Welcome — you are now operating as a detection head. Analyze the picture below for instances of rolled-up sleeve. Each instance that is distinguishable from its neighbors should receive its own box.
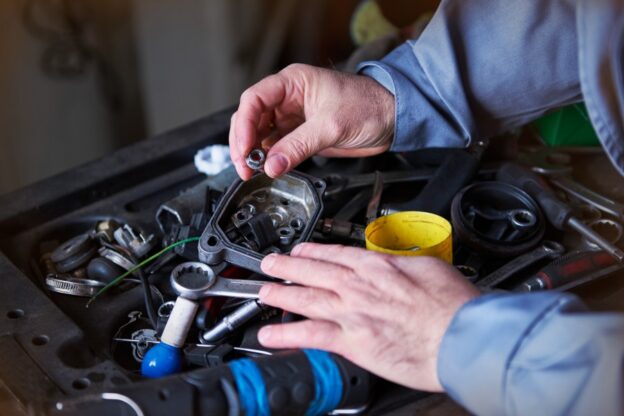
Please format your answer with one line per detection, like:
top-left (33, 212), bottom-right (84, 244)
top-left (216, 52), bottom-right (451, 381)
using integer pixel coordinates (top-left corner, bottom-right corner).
top-left (358, 0), bottom-right (582, 152)
top-left (438, 292), bottom-right (624, 416)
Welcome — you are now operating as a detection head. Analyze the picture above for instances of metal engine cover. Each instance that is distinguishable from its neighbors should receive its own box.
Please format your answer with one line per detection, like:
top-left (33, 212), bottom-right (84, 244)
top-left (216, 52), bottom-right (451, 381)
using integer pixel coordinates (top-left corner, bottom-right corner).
top-left (198, 171), bottom-right (325, 273)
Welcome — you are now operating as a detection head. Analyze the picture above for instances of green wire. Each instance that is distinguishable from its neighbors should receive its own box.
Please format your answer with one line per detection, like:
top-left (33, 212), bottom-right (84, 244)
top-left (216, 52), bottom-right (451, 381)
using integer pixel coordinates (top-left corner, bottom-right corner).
top-left (85, 237), bottom-right (201, 308)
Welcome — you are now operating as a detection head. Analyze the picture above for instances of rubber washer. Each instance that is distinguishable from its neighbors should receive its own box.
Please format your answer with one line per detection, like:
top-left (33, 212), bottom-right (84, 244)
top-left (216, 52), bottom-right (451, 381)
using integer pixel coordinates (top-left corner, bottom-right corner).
top-left (55, 245), bottom-right (98, 273)
top-left (51, 234), bottom-right (95, 263)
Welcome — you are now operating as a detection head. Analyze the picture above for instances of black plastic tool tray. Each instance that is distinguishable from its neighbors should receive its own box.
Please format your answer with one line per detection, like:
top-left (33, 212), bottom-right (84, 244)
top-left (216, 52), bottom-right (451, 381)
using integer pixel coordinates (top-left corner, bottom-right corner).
top-left (0, 108), bottom-right (429, 415)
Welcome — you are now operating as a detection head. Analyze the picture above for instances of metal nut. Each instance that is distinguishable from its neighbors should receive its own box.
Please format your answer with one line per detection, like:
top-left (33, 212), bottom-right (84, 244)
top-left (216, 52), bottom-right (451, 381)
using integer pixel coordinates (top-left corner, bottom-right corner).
top-left (246, 149), bottom-right (266, 170)
top-left (277, 226), bottom-right (295, 245)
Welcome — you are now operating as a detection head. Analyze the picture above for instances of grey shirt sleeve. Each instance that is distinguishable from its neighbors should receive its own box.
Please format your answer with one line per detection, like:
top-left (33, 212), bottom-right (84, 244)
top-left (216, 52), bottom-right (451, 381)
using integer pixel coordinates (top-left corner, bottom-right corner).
top-left (358, 0), bottom-right (589, 153)
top-left (438, 292), bottom-right (624, 416)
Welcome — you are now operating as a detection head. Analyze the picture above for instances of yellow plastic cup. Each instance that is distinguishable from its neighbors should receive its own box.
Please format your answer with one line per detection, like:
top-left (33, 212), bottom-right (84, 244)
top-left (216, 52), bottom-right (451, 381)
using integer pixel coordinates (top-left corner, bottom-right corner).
top-left (365, 211), bottom-right (453, 263)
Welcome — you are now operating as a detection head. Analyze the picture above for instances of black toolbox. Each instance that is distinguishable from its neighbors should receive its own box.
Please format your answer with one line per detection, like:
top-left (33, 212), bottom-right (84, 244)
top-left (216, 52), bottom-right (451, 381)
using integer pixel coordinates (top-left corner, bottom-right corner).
top-left (2, 108), bottom-right (624, 415)
top-left (0, 109), bottom-right (442, 415)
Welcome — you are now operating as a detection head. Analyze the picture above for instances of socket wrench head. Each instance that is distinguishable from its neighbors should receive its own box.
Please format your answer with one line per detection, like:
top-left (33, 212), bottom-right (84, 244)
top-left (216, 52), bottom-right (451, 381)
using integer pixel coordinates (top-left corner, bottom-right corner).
top-left (170, 262), bottom-right (217, 300)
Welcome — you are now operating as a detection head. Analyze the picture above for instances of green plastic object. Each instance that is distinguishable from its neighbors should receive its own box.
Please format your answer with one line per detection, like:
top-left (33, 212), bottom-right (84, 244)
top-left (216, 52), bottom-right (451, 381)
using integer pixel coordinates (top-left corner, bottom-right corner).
top-left (533, 103), bottom-right (600, 147)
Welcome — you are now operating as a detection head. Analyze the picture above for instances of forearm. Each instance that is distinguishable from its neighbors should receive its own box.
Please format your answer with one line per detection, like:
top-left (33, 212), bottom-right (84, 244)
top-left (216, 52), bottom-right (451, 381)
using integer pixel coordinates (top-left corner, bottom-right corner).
top-left (359, 0), bottom-right (582, 151)
top-left (438, 292), bottom-right (624, 416)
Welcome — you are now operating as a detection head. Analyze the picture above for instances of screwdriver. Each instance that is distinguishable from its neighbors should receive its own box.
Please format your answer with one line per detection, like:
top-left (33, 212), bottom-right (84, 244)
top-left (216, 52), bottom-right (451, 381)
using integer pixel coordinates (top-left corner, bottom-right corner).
top-left (497, 163), bottom-right (624, 262)
top-left (516, 249), bottom-right (621, 291)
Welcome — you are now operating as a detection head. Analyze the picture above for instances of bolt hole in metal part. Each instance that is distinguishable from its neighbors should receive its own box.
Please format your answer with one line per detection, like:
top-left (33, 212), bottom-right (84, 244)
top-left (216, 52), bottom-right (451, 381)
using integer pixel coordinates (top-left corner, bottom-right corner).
top-left (245, 149), bottom-right (266, 170)
top-left (7, 309), bottom-right (24, 319)
top-left (32, 335), bottom-right (49, 346)
top-left (455, 265), bottom-right (479, 282)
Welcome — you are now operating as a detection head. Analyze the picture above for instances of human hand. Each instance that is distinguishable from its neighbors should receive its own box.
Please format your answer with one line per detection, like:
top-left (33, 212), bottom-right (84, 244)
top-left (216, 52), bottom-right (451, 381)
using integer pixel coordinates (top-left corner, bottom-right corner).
top-left (257, 243), bottom-right (479, 392)
top-left (229, 64), bottom-right (395, 180)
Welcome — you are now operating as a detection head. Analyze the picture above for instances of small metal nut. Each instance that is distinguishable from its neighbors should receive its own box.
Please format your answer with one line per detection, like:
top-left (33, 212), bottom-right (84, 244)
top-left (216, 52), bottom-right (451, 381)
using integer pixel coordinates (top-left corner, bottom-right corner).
top-left (277, 226), bottom-right (295, 246)
top-left (246, 149), bottom-right (266, 170)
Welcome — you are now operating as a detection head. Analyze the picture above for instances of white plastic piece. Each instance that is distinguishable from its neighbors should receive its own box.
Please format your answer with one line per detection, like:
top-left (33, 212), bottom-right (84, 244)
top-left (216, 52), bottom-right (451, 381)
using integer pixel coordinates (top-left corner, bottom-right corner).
top-left (194, 144), bottom-right (232, 175)
top-left (160, 296), bottom-right (199, 348)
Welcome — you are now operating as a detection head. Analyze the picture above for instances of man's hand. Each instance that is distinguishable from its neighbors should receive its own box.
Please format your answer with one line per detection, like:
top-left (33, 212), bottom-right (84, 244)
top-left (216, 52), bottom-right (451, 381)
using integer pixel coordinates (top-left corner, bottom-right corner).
top-left (229, 64), bottom-right (395, 180)
top-left (257, 243), bottom-right (479, 392)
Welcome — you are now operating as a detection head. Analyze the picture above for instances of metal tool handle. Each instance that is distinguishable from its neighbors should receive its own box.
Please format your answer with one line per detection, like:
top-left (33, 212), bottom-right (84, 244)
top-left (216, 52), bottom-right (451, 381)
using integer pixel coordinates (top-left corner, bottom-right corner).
top-left (202, 278), bottom-right (265, 299)
top-left (517, 250), bottom-right (620, 292)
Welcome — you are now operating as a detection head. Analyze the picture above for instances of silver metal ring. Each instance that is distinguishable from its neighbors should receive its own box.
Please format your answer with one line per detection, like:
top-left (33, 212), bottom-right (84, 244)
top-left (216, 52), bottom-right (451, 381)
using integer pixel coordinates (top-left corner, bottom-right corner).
top-left (99, 247), bottom-right (136, 271)
top-left (45, 275), bottom-right (105, 297)
top-left (509, 209), bottom-right (537, 229)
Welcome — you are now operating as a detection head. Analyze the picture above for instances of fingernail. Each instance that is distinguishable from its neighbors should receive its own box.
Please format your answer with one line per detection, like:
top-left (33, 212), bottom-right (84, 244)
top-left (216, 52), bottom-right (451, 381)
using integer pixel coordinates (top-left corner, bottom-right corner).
top-left (267, 154), bottom-right (288, 176)
top-left (258, 326), bottom-right (272, 344)
top-left (259, 284), bottom-right (272, 299)
top-left (262, 253), bottom-right (277, 270)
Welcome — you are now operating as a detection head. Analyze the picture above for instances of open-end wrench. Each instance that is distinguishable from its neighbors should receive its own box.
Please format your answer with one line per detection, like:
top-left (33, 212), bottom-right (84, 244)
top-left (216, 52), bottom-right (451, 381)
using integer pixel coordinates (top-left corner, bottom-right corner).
top-left (476, 241), bottom-right (565, 289)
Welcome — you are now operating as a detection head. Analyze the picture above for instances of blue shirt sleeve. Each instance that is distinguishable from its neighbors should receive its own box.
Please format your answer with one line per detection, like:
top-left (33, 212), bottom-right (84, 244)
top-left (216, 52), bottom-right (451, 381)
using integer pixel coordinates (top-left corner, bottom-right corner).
top-left (358, 0), bottom-right (590, 154)
top-left (437, 292), bottom-right (624, 416)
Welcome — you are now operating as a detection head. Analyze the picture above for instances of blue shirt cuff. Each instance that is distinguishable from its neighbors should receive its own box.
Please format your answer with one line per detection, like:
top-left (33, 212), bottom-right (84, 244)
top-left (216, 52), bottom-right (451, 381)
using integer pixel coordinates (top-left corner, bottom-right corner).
top-left (357, 43), bottom-right (470, 152)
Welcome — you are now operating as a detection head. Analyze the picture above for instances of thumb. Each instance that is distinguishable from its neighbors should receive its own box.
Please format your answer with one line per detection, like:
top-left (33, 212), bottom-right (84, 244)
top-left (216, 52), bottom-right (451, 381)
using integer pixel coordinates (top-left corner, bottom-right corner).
top-left (264, 119), bottom-right (333, 177)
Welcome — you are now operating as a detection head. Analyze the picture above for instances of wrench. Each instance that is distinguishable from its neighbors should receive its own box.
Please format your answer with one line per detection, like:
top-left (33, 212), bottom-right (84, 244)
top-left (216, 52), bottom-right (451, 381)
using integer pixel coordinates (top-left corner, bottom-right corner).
top-left (323, 169), bottom-right (435, 197)
top-left (366, 171), bottom-right (383, 224)
top-left (520, 148), bottom-right (624, 221)
top-left (548, 176), bottom-right (624, 221)
top-left (476, 241), bottom-right (565, 289)
top-left (171, 262), bottom-right (265, 299)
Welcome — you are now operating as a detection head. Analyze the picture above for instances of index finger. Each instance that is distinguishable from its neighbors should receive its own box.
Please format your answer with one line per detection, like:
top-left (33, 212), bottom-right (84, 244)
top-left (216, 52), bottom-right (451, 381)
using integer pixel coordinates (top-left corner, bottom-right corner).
top-left (228, 111), bottom-right (253, 180)
top-left (234, 73), bottom-right (287, 159)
